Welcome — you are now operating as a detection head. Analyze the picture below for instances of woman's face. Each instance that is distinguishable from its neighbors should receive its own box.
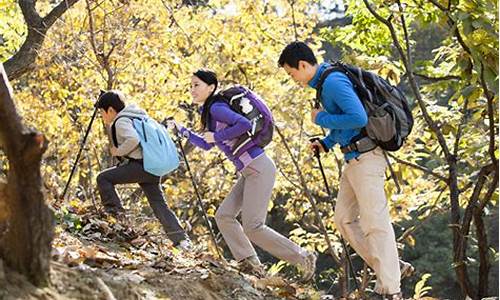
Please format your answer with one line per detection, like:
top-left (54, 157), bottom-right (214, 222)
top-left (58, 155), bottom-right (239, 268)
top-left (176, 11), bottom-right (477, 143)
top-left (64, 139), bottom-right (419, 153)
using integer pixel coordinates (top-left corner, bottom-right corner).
top-left (191, 75), bottom-right (215, 105)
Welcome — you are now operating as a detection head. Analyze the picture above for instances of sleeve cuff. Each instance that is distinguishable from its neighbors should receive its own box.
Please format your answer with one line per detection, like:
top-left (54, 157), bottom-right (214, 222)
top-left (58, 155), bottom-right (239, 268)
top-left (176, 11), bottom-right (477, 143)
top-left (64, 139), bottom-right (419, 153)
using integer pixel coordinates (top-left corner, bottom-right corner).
top-left (213, 131), bottom-right (223, 142)
top-left (314, 111), bottom-right (327, 126)
top-left (180, 127), bottom-right (190, 138)
top-left (319, 139), bottom-right (330, 152)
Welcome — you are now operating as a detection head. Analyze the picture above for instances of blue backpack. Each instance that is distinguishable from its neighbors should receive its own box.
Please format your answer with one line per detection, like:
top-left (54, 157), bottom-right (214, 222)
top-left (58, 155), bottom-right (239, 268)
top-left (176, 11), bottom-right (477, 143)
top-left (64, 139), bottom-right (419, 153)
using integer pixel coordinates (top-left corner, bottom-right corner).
top-left (111, 115), bottom-right (179, 177)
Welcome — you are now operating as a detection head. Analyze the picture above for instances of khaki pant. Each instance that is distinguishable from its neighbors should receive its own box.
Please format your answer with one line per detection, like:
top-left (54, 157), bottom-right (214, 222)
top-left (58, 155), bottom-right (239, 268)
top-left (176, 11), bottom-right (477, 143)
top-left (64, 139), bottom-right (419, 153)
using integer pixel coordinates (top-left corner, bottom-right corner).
top-left (334, 148), bottom-right (401, 294)
top-left (215, 153), bottom-right (308, 265)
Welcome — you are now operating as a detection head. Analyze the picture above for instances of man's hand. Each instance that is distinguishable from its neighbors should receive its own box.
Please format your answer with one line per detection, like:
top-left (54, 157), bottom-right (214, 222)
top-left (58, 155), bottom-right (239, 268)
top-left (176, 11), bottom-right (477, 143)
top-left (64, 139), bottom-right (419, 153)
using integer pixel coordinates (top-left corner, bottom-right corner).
top-left (310, 140), bottom-right (326, 154)
top-left (311, 108), bottom-right (323, 124)
top-left (309, 137), bottom-right (327, 156)
top-left (110, 146), bottom-right (119, 157)
top-left (203, 132), bottom-right (215, 143)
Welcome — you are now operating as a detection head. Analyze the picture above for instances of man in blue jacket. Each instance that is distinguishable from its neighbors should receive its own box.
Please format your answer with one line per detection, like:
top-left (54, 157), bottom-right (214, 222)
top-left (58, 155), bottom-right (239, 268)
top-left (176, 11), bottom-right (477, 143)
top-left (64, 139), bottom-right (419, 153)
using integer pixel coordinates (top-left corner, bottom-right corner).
top-left (278, 41), bottom-right (412, 299)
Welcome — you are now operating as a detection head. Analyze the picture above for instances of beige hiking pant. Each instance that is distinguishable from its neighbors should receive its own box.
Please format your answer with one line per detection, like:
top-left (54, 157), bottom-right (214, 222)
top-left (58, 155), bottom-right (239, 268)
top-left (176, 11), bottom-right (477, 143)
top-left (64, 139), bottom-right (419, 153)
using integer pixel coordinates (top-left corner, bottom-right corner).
top-left (215, 153), bottom-right (308, 265)
top-left (334, 148), bottom-right (401, 294)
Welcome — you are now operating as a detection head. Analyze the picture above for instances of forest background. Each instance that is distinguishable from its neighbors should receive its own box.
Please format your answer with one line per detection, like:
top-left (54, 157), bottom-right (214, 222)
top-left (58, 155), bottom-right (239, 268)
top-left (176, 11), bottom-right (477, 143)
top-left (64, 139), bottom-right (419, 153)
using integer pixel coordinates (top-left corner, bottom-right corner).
top-left (0, 0), bottom-right (498, 299)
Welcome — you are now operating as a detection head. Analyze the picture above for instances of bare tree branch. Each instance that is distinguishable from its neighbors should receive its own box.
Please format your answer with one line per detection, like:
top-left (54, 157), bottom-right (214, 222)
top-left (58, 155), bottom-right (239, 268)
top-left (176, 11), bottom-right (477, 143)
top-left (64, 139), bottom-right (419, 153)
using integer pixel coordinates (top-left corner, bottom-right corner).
top-left (4, 0), bottom-right (80, 79)
top-left (453, 98), bottom-right (469, 157)
top-left (85, 0), bottom-right (115, 90)
top-left (479, 62), bottom-right (498, 168)
top-left (43, 0), bottom-right (80, 27)
top-left (387, 153), bottom-right (448, 182)
top-left (413, 73), bottom-right (461, 82)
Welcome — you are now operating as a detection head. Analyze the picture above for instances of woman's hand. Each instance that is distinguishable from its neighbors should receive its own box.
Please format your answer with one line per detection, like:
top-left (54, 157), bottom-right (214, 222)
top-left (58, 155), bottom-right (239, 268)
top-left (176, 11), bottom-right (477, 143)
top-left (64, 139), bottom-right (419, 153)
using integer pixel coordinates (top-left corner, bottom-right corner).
top-left (166, 119), bottom-right (181, 131)
top-left (203, 132), bottom-right (215, 143)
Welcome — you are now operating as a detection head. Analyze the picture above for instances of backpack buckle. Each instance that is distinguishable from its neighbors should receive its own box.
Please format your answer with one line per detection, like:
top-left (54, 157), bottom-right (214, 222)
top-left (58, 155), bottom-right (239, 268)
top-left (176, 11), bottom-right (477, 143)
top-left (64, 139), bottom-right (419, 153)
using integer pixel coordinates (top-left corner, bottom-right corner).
top-left (340, 143), bottom-right (357, 154)
top-left (341, 137), bottom-right (377, 154)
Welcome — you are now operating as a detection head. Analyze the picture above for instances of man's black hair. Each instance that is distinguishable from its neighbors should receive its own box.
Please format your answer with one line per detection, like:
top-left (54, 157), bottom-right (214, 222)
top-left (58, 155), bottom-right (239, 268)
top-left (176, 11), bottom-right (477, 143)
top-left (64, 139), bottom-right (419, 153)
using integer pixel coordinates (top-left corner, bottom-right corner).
top-left (95, 90), bottom-right (126, 113)
top-left (278, 41), bottom-right (317, 68)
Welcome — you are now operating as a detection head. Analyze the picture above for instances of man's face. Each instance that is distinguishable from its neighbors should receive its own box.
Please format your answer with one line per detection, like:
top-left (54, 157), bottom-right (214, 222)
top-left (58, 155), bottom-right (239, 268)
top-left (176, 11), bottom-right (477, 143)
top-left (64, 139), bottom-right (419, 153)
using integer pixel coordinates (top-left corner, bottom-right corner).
top-left (99, 107), bottom-right (117, 125)
top-left (283, 61), bottom-right (313, 87)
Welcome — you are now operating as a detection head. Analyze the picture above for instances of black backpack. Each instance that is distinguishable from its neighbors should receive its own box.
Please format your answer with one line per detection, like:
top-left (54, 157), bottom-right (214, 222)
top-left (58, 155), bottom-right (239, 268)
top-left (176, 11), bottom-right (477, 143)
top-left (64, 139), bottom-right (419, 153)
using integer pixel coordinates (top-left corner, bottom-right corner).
top-left (316, 61), bottom-right (413, 151)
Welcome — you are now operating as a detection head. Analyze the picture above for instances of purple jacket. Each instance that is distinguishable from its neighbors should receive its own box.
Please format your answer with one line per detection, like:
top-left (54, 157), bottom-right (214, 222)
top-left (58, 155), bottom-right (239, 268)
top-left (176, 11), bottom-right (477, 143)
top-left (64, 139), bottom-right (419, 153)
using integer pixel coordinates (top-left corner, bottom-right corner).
top-left (180, 101), bottom-right (264, 171)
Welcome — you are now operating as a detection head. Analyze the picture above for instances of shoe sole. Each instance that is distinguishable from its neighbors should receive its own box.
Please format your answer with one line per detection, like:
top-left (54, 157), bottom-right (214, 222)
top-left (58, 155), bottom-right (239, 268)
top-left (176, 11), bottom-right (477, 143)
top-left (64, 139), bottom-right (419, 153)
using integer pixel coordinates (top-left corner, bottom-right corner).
top-left (300, 253), bottom-right (317, 282)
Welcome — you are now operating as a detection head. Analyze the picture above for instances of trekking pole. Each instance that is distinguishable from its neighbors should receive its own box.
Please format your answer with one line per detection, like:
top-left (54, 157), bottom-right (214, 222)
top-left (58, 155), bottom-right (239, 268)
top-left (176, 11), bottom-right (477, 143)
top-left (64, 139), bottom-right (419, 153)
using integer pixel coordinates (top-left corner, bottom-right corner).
top-left (311, 141), bottom-right (360, 292)
top-left (166, 121), bottom-right (224, 260)
top-left (314, 143), bottom-right (331, 197)
top-left (60, 105), bottom-right (99, 202)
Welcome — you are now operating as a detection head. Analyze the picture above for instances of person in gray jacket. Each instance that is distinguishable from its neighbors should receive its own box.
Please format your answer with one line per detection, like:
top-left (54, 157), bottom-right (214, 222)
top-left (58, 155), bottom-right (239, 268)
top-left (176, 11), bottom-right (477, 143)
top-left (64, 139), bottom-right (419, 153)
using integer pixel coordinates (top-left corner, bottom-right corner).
top-left (95, 90), bottom-right (191, 250)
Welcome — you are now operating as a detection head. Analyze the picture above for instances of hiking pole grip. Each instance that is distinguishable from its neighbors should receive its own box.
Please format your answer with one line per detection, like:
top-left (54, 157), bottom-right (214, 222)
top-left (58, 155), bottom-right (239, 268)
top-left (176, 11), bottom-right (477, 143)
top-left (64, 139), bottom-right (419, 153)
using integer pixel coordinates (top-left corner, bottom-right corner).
top-left (309, 137), bottom-right (331, 195)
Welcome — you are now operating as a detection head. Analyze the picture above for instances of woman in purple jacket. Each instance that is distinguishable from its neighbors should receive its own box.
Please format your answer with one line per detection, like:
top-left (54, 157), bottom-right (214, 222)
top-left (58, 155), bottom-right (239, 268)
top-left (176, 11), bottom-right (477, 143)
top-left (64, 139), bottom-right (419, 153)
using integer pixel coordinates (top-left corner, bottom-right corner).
top-left (169, 69), bottom-right (316, 280)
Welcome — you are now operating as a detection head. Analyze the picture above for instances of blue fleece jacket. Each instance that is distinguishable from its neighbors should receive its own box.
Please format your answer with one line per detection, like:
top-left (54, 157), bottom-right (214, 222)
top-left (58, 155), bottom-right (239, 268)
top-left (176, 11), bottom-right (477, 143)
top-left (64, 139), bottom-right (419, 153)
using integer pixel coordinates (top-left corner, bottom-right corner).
top-left (308, 63), bottom-right (368, 161)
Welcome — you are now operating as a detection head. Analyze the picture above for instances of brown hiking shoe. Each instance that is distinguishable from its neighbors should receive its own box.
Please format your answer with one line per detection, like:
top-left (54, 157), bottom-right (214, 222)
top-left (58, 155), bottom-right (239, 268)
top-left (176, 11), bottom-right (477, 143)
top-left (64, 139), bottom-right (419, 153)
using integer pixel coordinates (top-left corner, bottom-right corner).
top-left (298, 251), bottom-right (317, 282)
top-left (400, 260), bottom-right (415, 279)
top-left (239, 255), bottom-right (266, 277)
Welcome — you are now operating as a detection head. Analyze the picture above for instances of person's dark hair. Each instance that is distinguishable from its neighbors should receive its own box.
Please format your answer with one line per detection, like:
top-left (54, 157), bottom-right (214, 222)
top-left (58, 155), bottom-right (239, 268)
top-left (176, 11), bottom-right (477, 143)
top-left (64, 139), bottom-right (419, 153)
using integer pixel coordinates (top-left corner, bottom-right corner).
top-left (95, 90), bottom-right (126, 113)
top-left (278, 41), bottom-right (317, 68)
top-left (193, 69), bottom-right (218, 129)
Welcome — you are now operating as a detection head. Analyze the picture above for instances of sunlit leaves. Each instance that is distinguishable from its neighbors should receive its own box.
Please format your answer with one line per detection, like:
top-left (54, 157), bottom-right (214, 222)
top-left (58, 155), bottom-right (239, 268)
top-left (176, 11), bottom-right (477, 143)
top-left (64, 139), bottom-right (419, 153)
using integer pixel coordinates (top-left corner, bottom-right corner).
top-left (0, 0), bottom-right (25, 61)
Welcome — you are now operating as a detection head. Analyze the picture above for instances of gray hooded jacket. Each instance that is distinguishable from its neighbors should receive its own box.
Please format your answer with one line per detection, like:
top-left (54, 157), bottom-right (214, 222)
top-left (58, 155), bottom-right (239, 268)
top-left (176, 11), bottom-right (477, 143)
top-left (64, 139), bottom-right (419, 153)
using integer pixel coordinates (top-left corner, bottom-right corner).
top-left (109, 104), bottom-right (148, 159)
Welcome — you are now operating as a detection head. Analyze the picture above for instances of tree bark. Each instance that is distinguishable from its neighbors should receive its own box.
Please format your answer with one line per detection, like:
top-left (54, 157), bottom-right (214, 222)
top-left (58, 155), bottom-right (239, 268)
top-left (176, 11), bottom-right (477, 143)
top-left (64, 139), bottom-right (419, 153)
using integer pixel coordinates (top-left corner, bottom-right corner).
top-left (0, 63), bottom-right (53, 286)
top-left (4, 0), bottom-right (80, 80)
top-left (473, 206), bottom-right (490, 299)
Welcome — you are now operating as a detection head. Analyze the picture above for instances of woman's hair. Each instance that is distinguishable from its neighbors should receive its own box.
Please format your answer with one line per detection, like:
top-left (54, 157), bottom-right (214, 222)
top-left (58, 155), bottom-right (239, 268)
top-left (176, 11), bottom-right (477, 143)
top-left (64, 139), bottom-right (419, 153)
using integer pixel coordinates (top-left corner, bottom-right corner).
top-left (193, 69), bottom-right (218, 129)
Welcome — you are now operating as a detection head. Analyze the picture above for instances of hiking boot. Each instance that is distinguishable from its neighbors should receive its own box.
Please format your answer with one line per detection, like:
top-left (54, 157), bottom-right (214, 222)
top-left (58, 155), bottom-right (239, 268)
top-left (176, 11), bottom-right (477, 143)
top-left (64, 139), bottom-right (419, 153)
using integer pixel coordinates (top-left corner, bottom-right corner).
top-left (298, 251), bottom-right (317, 282)
top-left (239, 255), bottom-right (266, 277)
top-left (176, 239), bottom-right (193, 252)
top-left (103, 208), bottom-right (126, 219)
top-left (400, 260), bottom-right (415, 279)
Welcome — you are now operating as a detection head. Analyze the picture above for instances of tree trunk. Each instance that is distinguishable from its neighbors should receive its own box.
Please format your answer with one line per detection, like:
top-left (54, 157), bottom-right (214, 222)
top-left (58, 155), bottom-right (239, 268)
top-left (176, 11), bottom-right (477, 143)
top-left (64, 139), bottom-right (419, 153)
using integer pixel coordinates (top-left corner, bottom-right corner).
top-left (0, 63), bottom-right (53, 286)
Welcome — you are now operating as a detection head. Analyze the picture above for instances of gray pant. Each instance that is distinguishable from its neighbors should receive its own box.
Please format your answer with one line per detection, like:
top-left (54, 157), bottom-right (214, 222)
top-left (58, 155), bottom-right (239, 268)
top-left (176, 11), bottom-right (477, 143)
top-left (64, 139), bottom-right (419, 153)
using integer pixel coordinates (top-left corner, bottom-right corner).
top-left (215, 154), bottom-right (307, 265)
top-left (96, 160), bottom-right (187, 244)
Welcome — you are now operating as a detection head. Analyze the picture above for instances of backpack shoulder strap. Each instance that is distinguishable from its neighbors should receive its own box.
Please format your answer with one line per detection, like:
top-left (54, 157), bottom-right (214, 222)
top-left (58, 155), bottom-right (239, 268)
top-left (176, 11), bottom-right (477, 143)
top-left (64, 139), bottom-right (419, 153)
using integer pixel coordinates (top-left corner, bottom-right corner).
top-left (111, 115), bottom-right (142, 147)
top-left (219, 86), bottom-right (248, 106)
top-left (315, 62), bottom-right (345, 108)
top-left (316, 62), bottom-right (376, 108)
